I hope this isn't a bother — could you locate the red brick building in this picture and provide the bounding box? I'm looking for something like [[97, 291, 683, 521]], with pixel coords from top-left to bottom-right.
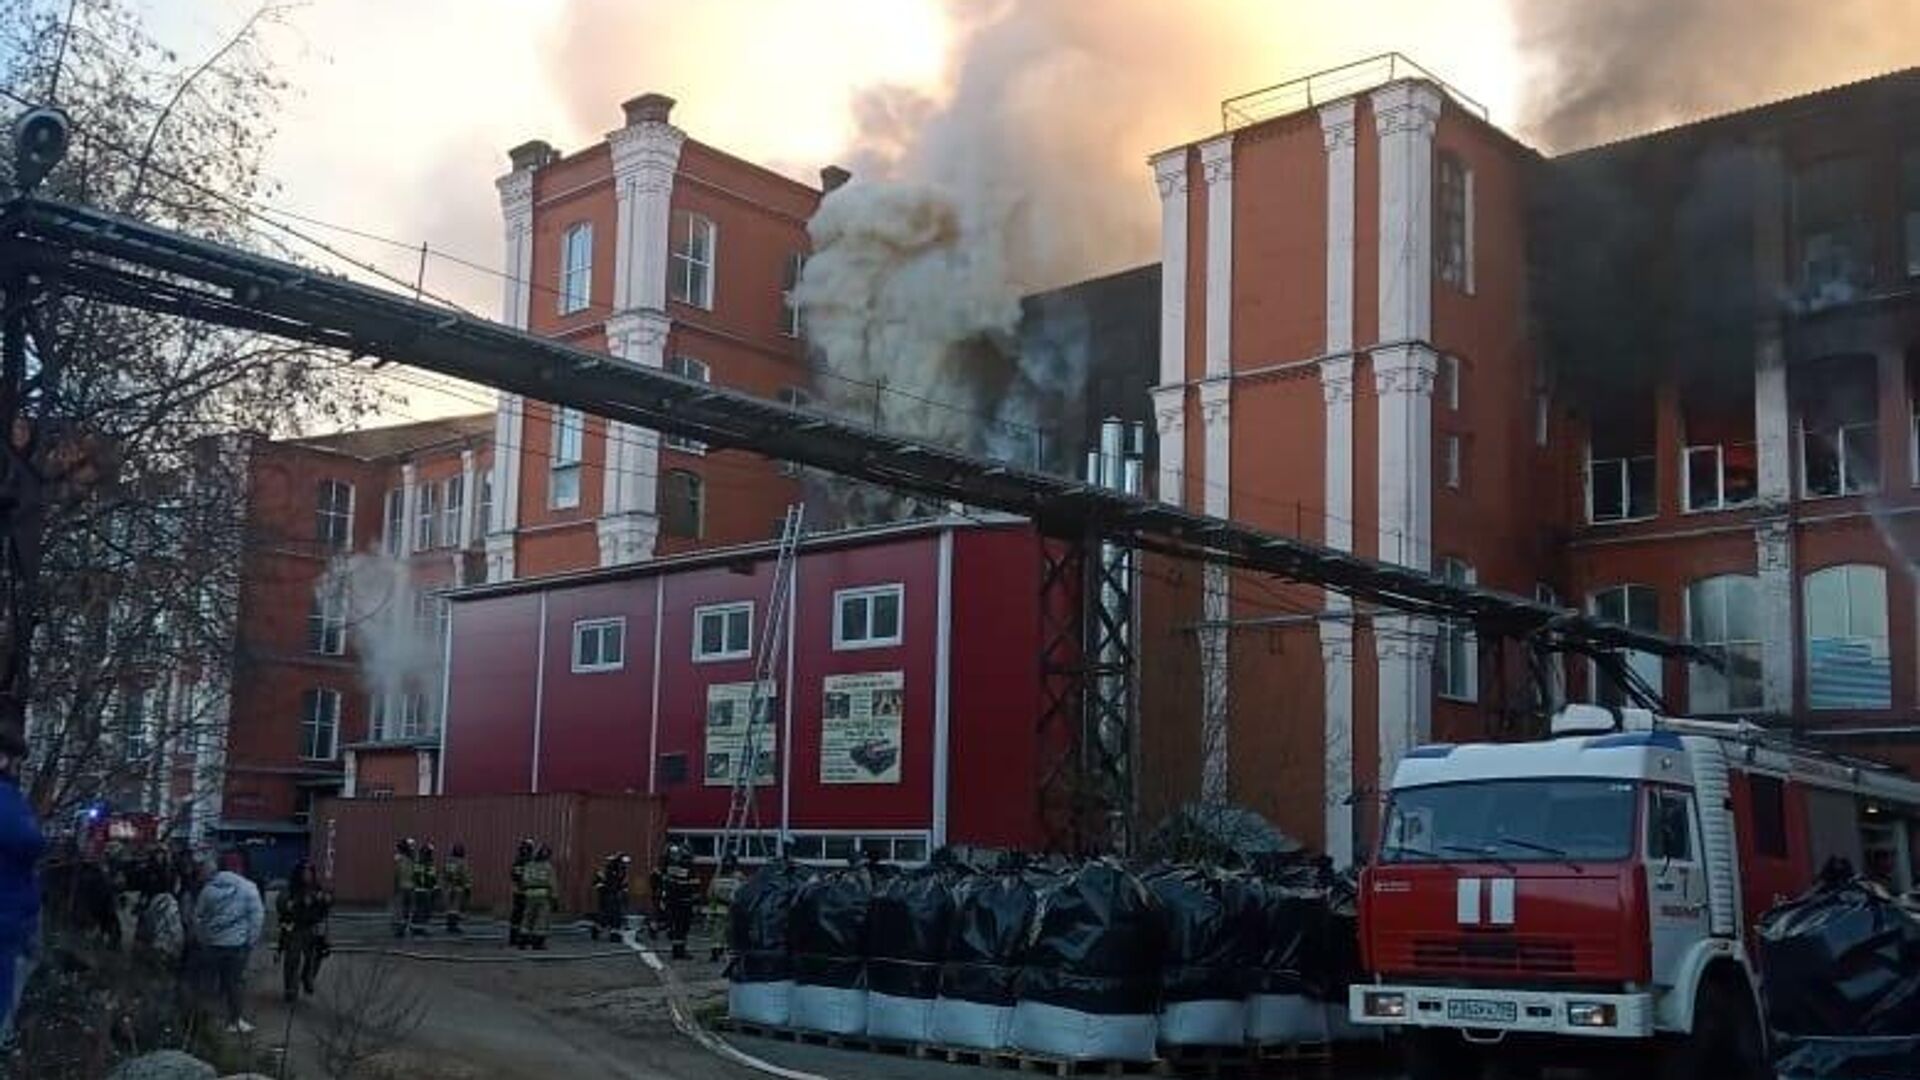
[[199, 416, 491, 874], [1141, 59, 1920, 867], [484, 93, 826, 582]]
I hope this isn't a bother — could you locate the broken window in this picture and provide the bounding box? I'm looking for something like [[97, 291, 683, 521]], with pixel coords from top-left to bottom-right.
[[662, 468, 703, 540], [1435, 153, 1471, 291], [1682, 378, 1757, 512], [1586, 406, 1656, 522], [781, 252, 805, 337], [1795, 354, 1878, 497], [1436, 558, 1476, 702], [1794, 155, 1872, 303], [665, 356, 711, 453]]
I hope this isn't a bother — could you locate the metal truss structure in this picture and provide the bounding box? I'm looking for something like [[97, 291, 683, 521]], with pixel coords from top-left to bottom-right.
[[0, 194, 1709, 848]]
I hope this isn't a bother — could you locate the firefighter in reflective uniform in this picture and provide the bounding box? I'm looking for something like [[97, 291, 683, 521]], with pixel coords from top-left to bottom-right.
[[590, 853, 630, 941], [520, 843, 555, 950], [442, 843, 472, 934], [390, 839, 415, 939], [662, 844, 696, 960], [410, 843, 438, 935], [706, 854, 746, 962], [507, 838, 533, 947]]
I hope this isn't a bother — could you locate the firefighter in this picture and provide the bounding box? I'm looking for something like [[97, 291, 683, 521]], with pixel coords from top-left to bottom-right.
[[520, 843, 555, 950], [589, 853, 630, 941], [410, 843, 438, 936], [276, 859, 331, 1002], [706, 854, 746, 962], [662, 843, 696, 960], [390, 839, 415, 938], [442, 842, 471, 934], [507, 838, 533, 947]]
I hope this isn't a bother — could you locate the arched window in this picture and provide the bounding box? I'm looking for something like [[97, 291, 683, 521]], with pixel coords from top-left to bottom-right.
[[1590, 584, 1661, 706], [1685, 575, 1760, 713], [662, 469, 704, 540], [1804, 563, 1890, 709], [559, 222, 593, 313]]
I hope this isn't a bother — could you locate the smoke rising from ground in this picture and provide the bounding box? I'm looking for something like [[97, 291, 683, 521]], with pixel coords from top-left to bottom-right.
[[1512, 0, 1920, 151]]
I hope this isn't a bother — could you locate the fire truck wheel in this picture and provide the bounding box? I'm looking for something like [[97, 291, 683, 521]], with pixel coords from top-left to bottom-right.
[[1659, 975, 1768, 1080], [1402, 1028, 1479, 1080]]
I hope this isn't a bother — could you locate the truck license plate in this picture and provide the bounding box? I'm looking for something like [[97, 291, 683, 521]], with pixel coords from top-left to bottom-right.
[[1446, 999, 1517, 1024]]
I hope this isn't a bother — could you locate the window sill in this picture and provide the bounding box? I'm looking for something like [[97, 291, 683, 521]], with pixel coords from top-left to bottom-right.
[[664, 442, 708, 457], [571, 663, 624, 675], [833, 637, 904, 653], [1584, 514, 1659, 527], [693, 651, 751, 665], [1437, 691, 1477, 705], [1680, 500, 1758, 516], [1798, 488, 1879, 502]]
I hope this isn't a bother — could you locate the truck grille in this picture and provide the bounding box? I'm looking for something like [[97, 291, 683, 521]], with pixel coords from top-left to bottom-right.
[[1410, 934, 1577, 975]]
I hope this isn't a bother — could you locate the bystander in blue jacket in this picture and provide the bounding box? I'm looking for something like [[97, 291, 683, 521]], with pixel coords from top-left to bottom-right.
[[0, 733, 45, 1043]]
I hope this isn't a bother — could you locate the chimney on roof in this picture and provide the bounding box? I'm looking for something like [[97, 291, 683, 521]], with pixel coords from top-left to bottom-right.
[[507, 140, 557, 173], [623, 93, 676, 126], [819, 165, 851, 193]]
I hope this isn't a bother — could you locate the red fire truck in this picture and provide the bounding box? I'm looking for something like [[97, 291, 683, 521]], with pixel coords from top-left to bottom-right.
[[1348, 704, 1920, 1079]]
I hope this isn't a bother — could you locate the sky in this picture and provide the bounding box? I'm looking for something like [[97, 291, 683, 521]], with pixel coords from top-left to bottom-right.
[[135, 0, 1525, 425]]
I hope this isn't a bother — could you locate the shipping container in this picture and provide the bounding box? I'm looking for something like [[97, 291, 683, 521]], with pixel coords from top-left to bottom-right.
[[308, 792, 665, 913]]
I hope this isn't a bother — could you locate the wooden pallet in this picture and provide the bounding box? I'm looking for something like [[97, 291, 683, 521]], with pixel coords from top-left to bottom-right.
[[1250, 1040, 1331, 1064], [719, 1020, 934, 1058], [925, 1043, 1160, 1077]]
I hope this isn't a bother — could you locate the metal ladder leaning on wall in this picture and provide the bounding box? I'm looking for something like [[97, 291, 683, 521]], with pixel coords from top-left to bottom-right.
[[717, 502, 805, 867]]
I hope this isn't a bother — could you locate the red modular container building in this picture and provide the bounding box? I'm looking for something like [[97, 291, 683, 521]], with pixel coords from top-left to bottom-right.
[[440, 515, 1051, 861]]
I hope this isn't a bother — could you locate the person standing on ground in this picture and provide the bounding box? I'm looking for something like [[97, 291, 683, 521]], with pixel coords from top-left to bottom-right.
[[663, 843, 696, 961], [193, 852, 264, 1034], [520, 844, 555, 951], [276, 860, 330, 1002], [507, 838, 532, 947], [410, 843, 438, 936], [391, 839, 415, 939], [705, 854, 745, 962], [590, 853, 630, 941], [442, 843, 471, 934], [0, 736, 45, 1047]]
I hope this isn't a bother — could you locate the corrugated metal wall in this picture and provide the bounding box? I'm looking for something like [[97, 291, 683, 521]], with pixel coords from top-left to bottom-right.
[[309, 793, 665, 913]]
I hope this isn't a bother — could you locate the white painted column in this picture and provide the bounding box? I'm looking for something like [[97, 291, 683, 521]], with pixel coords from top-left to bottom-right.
[[1320, 100, 1359, 866], [399, 462, 420, 557], [1150, 148, 1190, 507], [1199, 136, 1234, 382], [486, 164, 536, 583], [416, 750, 434, 797], [1756, 521, 1795, 714], [1195, 135, 1235, 801], [1371, 81, 1443, 795], [1752, 141, 1794, 716], [341, 749, 357, 799], [599, 104, 685, 566]]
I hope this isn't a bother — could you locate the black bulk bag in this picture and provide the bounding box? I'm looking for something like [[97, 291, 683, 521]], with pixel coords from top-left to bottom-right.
[[789, 866, 877, 990], [1147, 865, 1262, 1005], [1016, 859, 1165, 1015], [868, 864, 962, 1001], [728, 858, 815, 983], [1759, 877, 1920, 1080], [940, 867, 1045, 1007]]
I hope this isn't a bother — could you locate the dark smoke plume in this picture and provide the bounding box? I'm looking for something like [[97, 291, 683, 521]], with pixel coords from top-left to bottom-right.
[[1513, 0, 1920, 151]]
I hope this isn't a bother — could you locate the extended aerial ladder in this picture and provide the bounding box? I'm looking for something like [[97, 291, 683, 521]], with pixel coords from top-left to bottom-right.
[[717, 503, 805, 866]]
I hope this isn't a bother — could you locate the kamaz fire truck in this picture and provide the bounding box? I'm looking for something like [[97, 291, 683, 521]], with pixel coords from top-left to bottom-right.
[[1349, 704, 1920, 1079]]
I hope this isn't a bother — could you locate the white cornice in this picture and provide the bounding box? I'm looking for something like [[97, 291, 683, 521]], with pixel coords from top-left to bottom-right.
[[1198, 135, 1234, 186], [1318, 99, 1357, 151], [1370, 81, 1442, 139], [1151, 149, 1190, 199], [608, 121, 686, 194], [496, 169, 534, 224]]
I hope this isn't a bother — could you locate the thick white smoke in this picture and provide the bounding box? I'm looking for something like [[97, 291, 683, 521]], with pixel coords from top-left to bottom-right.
[[322, 554, 445, 734]]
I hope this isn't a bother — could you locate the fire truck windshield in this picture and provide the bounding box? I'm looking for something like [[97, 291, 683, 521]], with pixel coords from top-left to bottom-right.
[[1381, 779, 1639, 864]]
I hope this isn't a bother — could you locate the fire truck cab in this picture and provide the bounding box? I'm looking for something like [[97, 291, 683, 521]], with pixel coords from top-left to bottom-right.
[[1349, 704, 1920, 1079]]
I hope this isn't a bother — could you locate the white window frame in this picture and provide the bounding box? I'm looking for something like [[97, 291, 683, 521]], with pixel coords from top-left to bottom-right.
[[833, 584, 906, 651], [300, 688, 341, 762], [781, 252, 805, 337], [1436, 559, 1477, 702], [1685, 574, 1762, 714], [551, 407, 584, 510], [670, 210, 716, 310], [1435, 153, 1473, 293], [559, 222, 592, 314], [1804, 563, 1891, 711], [1440, 354, 1461, 411], [382, 488, 405, 556], [1586, 452, 1656, 524], [693, 601, 753, 663], [665, 356, 711, 454], [401, 691, 432, 740], [477, 471, 494, 538], [441, 475, 464, 547], [308, 578, 348, 657], [572, 617, 627, 674], [1683, 443, 1758, 513], [1799, 419, 1878, 498], [414, 481, 439, 552], [1443, 434, 1463, 490], [1589, 584, 1664, 706], [316, 480, 354, 551]]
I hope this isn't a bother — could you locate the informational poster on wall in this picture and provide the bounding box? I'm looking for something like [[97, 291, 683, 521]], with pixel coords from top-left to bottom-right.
[[820, 671, 905, 785], [703, 680, 777, 787]]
